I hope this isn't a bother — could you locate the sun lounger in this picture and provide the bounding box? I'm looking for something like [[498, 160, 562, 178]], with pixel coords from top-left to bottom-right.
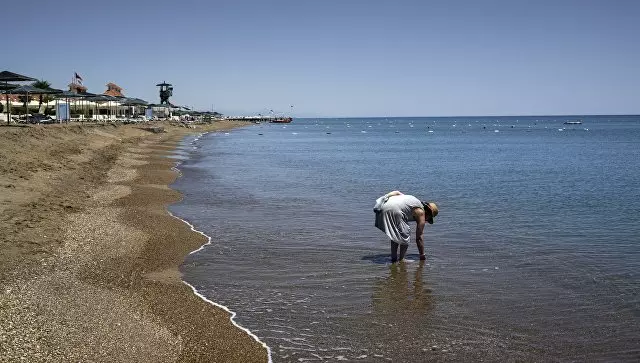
[[27, 114, 56, 124]]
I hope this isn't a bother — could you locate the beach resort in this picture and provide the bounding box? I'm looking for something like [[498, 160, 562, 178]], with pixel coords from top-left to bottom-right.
[[0, 71, 228, 125], [2, 73, 639, 361], [2, 1, 639, 360], [0, 70, 269, 362]]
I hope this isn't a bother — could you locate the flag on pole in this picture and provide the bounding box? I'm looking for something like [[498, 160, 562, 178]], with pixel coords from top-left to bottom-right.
[[75, 72, 83, 84]]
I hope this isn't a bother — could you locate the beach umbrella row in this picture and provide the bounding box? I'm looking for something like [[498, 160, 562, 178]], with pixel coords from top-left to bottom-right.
[[52, 95, 149, 119], [2, 71, 151, 123], [1, 83, 62, 123]]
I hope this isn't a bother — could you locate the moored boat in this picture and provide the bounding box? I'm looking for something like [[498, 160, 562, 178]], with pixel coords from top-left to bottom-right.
[[564, 120, 582, 125], [270, 117, 293, 123]]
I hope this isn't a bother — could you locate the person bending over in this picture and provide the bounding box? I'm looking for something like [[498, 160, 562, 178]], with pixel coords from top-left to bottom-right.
[[374, 190, 438, 262]]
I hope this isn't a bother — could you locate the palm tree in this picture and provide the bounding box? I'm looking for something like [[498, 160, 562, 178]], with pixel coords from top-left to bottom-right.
[[31, 79, 52, 112]]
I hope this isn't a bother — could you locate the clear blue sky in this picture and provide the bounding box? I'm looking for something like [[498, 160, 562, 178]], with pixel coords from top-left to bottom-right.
[[4, 0, 639, 117]]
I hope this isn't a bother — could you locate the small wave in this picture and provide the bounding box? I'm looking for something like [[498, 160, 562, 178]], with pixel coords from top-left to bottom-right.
[[170, 211, 273, 363]]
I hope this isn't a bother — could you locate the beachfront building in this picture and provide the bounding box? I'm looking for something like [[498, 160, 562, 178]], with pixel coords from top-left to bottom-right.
[[1, 94, 29, 107], [104, 83, 124, 97], [1, 93, 50, 116], [68, 82, 88, 94]]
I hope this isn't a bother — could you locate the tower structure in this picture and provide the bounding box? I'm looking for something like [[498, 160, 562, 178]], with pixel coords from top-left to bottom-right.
[[156, 82, 173, 105]]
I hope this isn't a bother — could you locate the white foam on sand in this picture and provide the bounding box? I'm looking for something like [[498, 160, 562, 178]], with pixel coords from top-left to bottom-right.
[[168, 210, 273, 363]]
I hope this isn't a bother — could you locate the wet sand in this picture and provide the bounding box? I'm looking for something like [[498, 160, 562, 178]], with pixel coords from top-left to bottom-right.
[[0, 121, 268, 362]]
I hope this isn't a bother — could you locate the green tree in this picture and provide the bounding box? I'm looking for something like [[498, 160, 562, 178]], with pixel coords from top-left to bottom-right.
[[31, 79, 52, 112], [18, 95, 28, 114]]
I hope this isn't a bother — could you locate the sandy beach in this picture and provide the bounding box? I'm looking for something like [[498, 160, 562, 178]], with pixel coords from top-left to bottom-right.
[[0, 121, 268, 362]]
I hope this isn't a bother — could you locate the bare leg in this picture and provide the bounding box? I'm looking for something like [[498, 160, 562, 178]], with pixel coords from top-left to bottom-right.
[[390, 241, 399, 263], [398, 244, 409, 261]]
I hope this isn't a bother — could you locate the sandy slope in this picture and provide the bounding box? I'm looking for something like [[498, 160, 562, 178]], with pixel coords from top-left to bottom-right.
[[0, 122, 268, 362]]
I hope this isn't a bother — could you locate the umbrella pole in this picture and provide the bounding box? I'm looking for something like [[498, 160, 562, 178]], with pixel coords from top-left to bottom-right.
[[5, 81, 10, 124], [25, 92, 29, 121]]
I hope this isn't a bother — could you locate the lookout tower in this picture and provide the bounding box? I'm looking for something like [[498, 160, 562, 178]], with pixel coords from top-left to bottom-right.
[[156, 82, 173, 105]]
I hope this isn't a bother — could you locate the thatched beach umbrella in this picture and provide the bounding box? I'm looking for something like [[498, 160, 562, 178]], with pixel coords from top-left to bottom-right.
[[119, 98, 149, 117], [119, 97, 148, 106], [79, 92, 99, 119], [55, 90, 87, 99], [88, 94, 120, 119], [0, 71, 37, 124], [0, 83, 17, 91]]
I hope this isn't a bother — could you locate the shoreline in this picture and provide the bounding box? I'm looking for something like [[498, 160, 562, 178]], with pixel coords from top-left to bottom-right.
[[167, 191, 273, 362], [0, 121, 269, 362]]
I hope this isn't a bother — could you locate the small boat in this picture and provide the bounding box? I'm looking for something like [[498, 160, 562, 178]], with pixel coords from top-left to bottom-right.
[[564, 120, 582, 125], [270, 117, 293, 123]]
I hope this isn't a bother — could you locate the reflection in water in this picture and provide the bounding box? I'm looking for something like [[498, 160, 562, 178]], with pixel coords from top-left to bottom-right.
[[372, 260, 434, 317], [363, 260, 436, 361]]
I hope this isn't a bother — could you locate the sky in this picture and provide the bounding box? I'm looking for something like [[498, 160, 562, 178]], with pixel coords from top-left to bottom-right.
[[3, 0, 639, 117]]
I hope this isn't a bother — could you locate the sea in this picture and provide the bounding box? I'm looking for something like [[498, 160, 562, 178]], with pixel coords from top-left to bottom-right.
[[169, 116, 639, 362]]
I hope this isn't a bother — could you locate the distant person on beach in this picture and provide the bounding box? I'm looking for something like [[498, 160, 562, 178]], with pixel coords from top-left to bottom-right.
[[374, 191, 438, 263]]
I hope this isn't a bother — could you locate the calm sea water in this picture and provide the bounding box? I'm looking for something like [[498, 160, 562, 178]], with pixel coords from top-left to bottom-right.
[[170, 116, 640, 362]]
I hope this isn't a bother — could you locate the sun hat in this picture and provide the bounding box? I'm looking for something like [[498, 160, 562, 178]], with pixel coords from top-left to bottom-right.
[[422, 201, 439, 224]]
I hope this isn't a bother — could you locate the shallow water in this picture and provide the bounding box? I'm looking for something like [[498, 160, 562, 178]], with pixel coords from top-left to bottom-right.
[[171, 116, 640, 362]]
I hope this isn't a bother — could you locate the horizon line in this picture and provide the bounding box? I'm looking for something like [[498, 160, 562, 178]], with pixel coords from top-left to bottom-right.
[[287, 113, 640, 119]]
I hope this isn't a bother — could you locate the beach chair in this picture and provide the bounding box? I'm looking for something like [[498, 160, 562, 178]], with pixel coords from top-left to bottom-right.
[[27, 114, 54, 124]]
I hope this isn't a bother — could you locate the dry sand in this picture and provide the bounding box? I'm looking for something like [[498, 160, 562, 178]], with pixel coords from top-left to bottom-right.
[[0, 121, 268, 362]]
